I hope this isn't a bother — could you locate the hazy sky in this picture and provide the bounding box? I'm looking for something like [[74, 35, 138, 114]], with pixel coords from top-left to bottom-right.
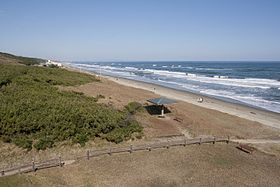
[[0, 0, 280, 61]]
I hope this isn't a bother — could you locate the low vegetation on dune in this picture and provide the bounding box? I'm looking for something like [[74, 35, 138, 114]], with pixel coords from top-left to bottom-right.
[[0, 64, 143, 150], [0, 52, 45, 65]]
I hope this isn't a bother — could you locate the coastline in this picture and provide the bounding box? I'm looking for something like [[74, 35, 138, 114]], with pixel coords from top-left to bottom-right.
[[64, 65, 280, 130]]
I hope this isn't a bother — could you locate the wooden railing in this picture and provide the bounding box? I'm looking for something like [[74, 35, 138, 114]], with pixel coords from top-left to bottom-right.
[[1, 136, 230, 177]]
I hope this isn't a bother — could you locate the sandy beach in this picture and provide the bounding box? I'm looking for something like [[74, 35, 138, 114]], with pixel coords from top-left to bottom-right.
[[107, 76, 280, 130], [62, 65, 280, 141], [66, 65, 280, 130]]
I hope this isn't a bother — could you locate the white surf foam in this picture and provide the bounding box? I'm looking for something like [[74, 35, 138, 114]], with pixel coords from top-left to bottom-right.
[[124, 67, 138, 71], [150, 69, 278, 89], [200, 89, 280, 113], [195, 67, 232, 71], [74, 64, 280, 89], [86, 64, 279, 90], [189, 76, 278, 89], [147, 69, 186, 78], [69, 62, 280, 113]]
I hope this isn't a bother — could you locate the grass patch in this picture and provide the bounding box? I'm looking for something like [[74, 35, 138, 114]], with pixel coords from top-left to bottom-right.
[[211, 155, 233, 168], [0, 175, 42, 187]]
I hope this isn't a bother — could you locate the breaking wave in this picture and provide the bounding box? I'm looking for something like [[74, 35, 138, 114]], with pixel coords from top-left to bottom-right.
[[67, 61, 280, 113]]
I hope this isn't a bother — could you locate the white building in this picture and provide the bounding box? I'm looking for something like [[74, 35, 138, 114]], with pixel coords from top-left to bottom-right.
[[46, 60, 62, 67]]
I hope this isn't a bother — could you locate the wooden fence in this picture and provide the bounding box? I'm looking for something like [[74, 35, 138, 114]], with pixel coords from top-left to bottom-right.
[[1, 136, 230, 177]]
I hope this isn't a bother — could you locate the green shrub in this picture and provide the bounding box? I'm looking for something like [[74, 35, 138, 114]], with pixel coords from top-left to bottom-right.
[[96, 94, 105, 99], [0, 64, 143, 150], [33, 137, 54, 150], [72, 91, 85, 96], [135, 131, 143, 139], [73, 133, 89, 147], [125, 102, 143, 114], [48, 64, 58, 68], [104, 128, 125, 143], [1, 136, 12, 143], [105, 120, 143, 143], [13, 137, 33, 150], [0, 78, 11, 88]]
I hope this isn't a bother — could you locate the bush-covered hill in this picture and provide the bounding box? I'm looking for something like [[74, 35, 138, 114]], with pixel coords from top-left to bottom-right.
[[0, 52, 45, 65], [0, 64, 142, 150]]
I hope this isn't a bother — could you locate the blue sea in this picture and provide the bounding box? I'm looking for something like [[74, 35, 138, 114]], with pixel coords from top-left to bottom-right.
[[67, 61, 280, 113]]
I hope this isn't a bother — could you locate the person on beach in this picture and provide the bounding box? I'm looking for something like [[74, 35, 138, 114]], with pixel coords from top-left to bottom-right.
[[197, 97, 203, 103]]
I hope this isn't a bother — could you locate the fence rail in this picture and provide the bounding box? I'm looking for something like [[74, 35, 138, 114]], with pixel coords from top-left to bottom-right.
[[1, 136, 230, 177]]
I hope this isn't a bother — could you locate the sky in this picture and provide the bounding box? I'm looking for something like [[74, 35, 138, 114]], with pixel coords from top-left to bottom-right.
[[0, 0, 280, 61]]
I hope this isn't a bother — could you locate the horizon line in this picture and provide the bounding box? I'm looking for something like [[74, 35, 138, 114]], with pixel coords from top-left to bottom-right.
[[2, 50, 280, 63], [67, 60, 280, 63]]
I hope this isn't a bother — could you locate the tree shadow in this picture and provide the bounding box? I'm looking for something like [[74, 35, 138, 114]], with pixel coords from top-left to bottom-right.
[[144, 105, 171, 116]]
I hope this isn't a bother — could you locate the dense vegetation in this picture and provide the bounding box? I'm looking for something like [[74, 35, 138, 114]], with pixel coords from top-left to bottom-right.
[[0, 64, 143, 150], [0, 52, 45, 65], [125, 101, 144, 114]]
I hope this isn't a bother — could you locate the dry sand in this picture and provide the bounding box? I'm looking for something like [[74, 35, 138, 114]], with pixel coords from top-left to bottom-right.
[[106, 76, 280, 130]]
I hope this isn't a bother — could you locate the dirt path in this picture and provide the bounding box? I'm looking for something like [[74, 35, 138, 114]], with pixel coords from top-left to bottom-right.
[[232, 139, 280, 144]]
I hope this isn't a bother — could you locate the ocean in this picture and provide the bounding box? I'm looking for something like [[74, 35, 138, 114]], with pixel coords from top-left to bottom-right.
[[67, 61, 280, 114]]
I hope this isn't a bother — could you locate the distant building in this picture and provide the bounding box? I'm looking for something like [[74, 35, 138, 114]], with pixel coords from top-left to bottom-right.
[[46, 60, 62, 67]]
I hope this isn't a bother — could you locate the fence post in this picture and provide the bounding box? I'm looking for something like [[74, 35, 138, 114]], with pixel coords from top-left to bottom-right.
[[59, 155, 62, 167], [32, 158, 36, 172], [108, 142, 112, 156], [227, 136, 230, 144], [166, 139, 169, 149], [129, 145, 133, 153], [87, 150, 90, 160], [199, 138, 202, 145], [213, 137, 216, 144]]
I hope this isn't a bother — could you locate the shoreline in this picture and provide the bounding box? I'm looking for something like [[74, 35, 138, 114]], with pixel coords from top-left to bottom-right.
[[64, 65, 280, 130]]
